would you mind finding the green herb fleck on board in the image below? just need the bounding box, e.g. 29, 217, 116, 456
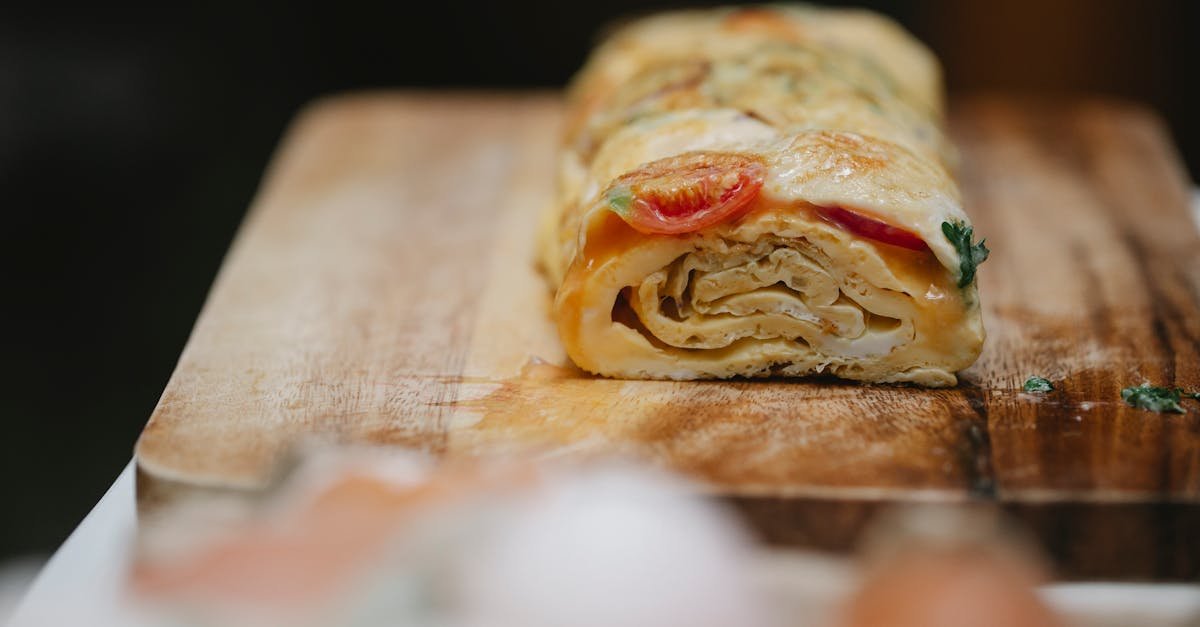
1023, 376, 1053, 393
941, 221, 989, 288
1120, 384, 1200, 414
606, 187, 633, 215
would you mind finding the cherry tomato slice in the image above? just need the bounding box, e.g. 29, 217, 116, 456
605, 152, 766, 235
815, 205, 929, 251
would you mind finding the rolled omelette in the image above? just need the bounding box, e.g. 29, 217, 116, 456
541, 5, 987, 387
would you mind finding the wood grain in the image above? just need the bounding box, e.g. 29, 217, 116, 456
134, 93, 1200, 578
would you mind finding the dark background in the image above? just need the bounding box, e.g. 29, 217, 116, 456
2, 0, 1197, 560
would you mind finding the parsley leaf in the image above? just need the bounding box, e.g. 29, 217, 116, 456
1121, 384, 1190, 413
1023, 376, 1053, 393
941, 221, 989, 288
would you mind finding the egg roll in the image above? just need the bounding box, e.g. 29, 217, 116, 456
541, 6, 986, 386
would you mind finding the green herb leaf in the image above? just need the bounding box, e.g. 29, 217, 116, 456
1121, 384, 1187, 413
941, 221, 989, 288
1023, 376, 1053, 393
606, 187, 633, 215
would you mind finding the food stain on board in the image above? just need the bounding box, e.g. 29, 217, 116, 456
445, 359, 993, 497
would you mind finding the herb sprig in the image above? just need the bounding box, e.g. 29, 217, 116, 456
1023, 376, 1054, 393
941, 221, 989, 288
1121, 384, 1200, 414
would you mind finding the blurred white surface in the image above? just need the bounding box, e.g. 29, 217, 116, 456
1043, 584, 1200, 627
7, 463, 137, 627
0, 557, 43, 626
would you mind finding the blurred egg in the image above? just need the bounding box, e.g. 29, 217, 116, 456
449, 464, 775, 627
838, 506, 1063, 627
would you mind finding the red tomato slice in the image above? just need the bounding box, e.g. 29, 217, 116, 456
605, 152, 766, 235
815, 205, 929, 251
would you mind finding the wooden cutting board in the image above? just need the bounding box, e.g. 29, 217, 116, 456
135, 93, 1200, 579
